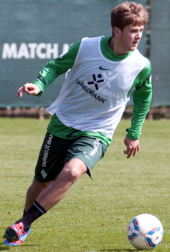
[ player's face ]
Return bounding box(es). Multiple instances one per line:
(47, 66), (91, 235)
(119, 24), (144, 53)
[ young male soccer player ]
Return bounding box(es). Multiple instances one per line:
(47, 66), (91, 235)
(4, 1), (152, 245)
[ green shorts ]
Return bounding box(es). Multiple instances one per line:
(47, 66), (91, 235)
(35, 132), (107, 182)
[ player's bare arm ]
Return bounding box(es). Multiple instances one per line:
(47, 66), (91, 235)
(16, 83), (41, 97)
(123, 136), (140, 159)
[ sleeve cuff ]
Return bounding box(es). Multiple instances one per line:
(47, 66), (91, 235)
(32, 79), (45, 96)
(126, 128), (140, 140)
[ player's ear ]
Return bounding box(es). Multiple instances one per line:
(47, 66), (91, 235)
(112, 27), (121, 37)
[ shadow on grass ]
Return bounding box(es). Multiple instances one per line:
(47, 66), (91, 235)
(0, 244), (39, 250)
(19, 245), (39, 247)
(100, 249), (138, 252)
(0, 245), (9, 251)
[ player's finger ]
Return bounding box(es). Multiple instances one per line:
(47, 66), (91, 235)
(123, 146), (129, 155)
(133, 148), (137, 156)
(23, 85), (32, 94)
(127, 148), (133, 158)
(16, 87), (24, 97)
(137, 144), (140, 152)
(124, 146), (131, 156)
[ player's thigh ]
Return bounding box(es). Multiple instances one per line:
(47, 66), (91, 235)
(64, 136), (107, 178)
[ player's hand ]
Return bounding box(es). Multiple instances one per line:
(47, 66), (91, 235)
(16, 83), (41, 97)
(123, 136), (140, 158)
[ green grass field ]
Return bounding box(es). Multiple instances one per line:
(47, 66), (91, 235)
(0, 118), (170, 252)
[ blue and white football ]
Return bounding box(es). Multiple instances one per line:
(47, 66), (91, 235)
(127, 213), (163, 250)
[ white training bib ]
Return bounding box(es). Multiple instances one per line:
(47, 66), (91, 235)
(47, 36), (147, 139)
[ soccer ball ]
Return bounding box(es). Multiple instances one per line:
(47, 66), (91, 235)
(127, 213), (163, 250)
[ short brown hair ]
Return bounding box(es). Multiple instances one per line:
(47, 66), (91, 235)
(111, 2), (148, 31)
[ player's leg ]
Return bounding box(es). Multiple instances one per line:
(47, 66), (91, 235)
(4, 158), (87, 244)
(14, 136), (107, 227)
(4, 132), (68, 245)
(4, 136), (107, 244)
(36, 157), (87, 211)
(24, 178), (53, 212)
(3, 179), (52, 246)
(24, 132), (68, 212)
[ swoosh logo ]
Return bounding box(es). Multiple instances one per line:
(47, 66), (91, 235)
(99, 66), (109, 70)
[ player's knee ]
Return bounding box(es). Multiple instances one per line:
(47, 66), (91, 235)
(70, 167), (82, 180)
(63, 166), (84, 183)
(63, 159), (87, 183)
